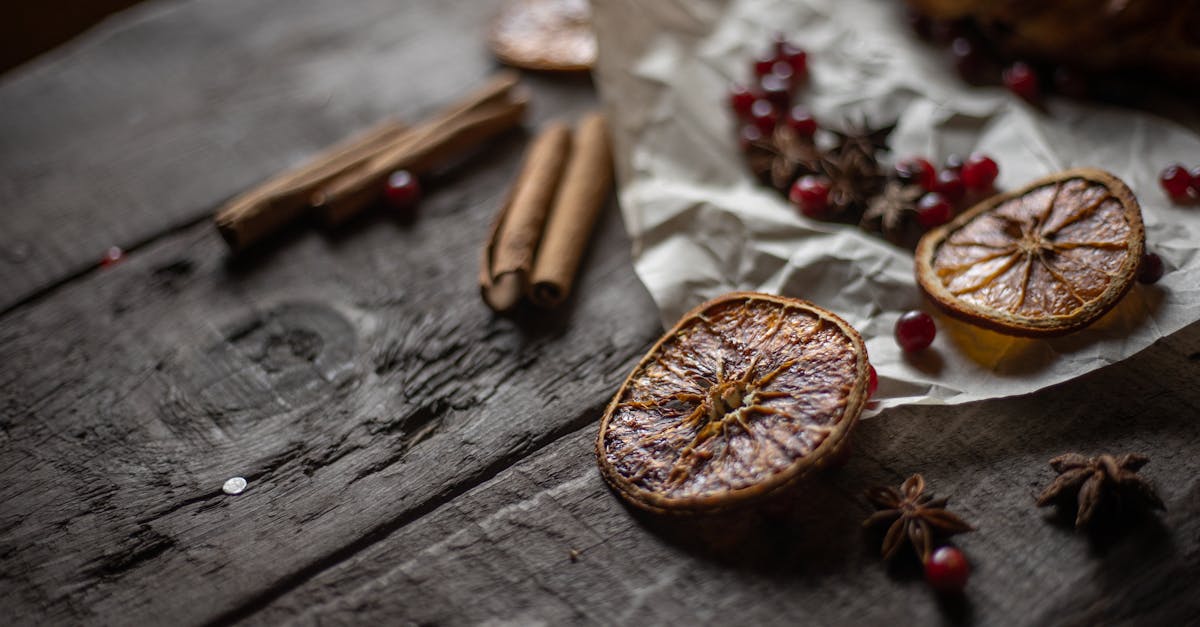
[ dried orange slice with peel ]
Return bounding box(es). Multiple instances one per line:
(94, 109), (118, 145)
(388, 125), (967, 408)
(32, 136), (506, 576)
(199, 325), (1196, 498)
(489, 0), (595, 72)
(596, 292), (871, 514)
(915, 168), (1144, 337)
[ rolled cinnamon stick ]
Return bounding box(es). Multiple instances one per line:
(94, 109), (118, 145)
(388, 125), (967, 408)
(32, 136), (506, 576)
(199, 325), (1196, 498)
(480, 122), (573, 313)
(529, 112), (613, 308)
(319, 72), (528, 225)
(214, 119), (407, 250)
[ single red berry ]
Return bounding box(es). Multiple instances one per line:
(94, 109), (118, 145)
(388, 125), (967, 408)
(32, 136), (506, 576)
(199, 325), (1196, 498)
(943, 154), (964, 173)
(895, 310), (936, 352)
(754, 50), (778, 77)
(384, 170), (421, 210)
(1160, 164), (1191, 200)
(789, 175), (831, 218)
(895, 157), (936, 190)
(777, 41), (808, 80)
(729, 84), (756, 117)
(925, 546), (970, 593)
(1003, 61), (1040, 103)
(867, 364), (878, 397)
(786, 106), (818, 137)
(916, 192), (954, 228)
(100, 246), (124, 267)
(770, 60), (795, 85)
(1139, 252), (1165, 284)
(961, 153), (999, 190)
(737, 124), (764, 152)
(934, 169), (966, 204)
(759, 73), (792, 108)
(749, 99), (778, 134)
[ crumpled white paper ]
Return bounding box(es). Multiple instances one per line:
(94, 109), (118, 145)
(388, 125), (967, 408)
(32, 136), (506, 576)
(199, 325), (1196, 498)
(589, 0), (1200, 412)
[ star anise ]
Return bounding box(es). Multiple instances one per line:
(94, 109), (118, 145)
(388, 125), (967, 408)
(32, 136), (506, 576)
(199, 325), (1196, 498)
(744, 125), (823, 192)
(828, 119), (895, 164)
(1035, 453), (1165, 529)
(861, 181), (924, 245)
(818, 152), (884, 220)
(864, 474), (975, 562)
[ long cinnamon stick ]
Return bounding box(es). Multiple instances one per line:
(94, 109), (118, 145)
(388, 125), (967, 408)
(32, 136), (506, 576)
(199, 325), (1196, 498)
(529, 113), (613, 308)
(319, 71), (527, 225)
(213, 118), (407, 250)
(480, 122), (572, 312)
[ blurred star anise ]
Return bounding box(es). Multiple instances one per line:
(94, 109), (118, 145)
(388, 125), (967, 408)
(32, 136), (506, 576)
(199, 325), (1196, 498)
(1035, 453), (1165, 529)
(829, 119), (895, 163)
(819, 152), (884, 220)
(864, 474), (975, 562)
(745, 126), (823, 192)
(861, 181), (924, 245)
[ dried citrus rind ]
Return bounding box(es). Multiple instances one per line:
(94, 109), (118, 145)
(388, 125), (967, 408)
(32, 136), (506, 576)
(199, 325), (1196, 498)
(915, 168), (1144, 337)
(489, 0), (595, 72)
(596, 292), (870, 514)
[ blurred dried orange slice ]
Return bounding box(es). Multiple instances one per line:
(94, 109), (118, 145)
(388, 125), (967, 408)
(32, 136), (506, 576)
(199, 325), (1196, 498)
(915, 168), (1144, 337)
(596, 292), (870, 514)
(489, 0), (595, 72)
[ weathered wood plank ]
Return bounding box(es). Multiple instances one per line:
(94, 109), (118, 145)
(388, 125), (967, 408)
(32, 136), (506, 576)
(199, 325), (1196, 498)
(0, 0), (523, 312)
(0, 111), (661, 624)
(243, 322), (1200, 626)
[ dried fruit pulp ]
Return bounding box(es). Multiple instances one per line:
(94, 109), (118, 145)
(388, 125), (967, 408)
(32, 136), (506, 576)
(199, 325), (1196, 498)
(916, 168), (1144, 336)
(597, 292), (870, 514)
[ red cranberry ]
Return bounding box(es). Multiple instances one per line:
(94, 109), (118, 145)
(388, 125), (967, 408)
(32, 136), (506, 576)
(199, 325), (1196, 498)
(786, 106), (818, 137)
(770, 60), (795, 85)
(100, 246), (124, 267)
(759, 73), (792, 108)
(933, 169), (966, 204)
(943, 154), (965, 173)
(384, 170), (421, 210)
(1160, 164), (1192, 200)
(729, 84), (756, 117)
(750, 99), (778, 134)
(777, 41), (808, 80)
(916, 192), (954, 228)
(925, 546), (969, 593)
(754, 51), (777, 77)
(1003, 62), (1040, 103)
(895, 310), (936, 352)
(896, 157), (936, 190)
(961, 153), (999, 190)
(1139, 252), (1165, 284)
(789, 175), (831, 218)
(867, 364), (878, 397)
(737, 124), (765, 152)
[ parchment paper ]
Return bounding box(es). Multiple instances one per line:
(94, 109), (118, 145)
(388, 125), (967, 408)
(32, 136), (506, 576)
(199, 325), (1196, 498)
(589, 0), (1200, 412)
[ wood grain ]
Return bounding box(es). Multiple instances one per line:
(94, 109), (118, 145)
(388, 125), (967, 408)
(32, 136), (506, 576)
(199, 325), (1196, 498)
(1, 0), (1199, 625)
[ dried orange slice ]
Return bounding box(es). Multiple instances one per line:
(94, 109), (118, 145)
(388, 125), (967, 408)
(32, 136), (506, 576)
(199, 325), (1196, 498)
(915, 168), (1145, 337)
(489, 0), (595, 72)
(596, 292), (870, 514)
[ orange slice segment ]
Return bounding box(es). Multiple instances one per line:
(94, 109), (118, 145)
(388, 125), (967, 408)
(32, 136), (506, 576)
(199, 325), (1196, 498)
(596, 292), (870, 514)
(915, 168), (1145, 337)
(489, 0), (595, 72)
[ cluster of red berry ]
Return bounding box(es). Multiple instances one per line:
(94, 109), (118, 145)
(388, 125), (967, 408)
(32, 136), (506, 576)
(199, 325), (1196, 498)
(729, 36), (812, 143)
(1159, 164), (1200, 204)
(893, 153), (999, 228)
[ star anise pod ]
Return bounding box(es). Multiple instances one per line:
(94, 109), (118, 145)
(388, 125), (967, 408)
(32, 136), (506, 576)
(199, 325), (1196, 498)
(861, 181), (924, 245)
(1035, 453), (1165, 529)
(818, 152), (884, 220)
(864, 474), (975, 562)
(744, 125), (823, 192)
(828, 119), (895, 164)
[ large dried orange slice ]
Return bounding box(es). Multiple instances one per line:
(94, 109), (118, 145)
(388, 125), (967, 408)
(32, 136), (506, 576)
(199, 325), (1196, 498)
(596, 292), (870, 514)
(915, 168), (1145, 337)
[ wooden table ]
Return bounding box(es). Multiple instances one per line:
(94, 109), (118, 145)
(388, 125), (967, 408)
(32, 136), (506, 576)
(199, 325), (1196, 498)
(2, 1), (1198, 624)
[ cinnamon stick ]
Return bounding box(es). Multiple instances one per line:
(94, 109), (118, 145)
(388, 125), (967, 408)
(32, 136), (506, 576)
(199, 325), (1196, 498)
(529, 112), (613, 308)
(319, 71), (527, 225)
(214, 119), (407, 250)
(480, 122), (573, 312)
